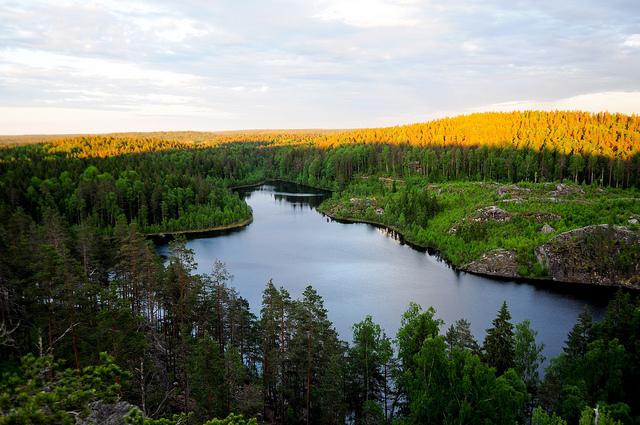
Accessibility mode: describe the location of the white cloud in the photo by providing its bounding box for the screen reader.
[130,17,209,43]
[623,34,640,48]
[313,0,423,28]
[461,40,481,52]
[474,91,640,116]
[0,106,237,135]
[1,0,639,133]
[0,48,199,87]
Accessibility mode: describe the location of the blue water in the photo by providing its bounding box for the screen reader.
[156,182,612,363]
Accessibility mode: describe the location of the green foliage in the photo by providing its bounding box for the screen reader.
[532,406,568,425]
[202,413,258,425]
[578,405,623,425]
[2,130,640,424]
[124,407,191,425]
[514,319,545,392]
[319,178,640,276]
[539,293,640,423]
[348,316,392,421]
[400,317,526,424]
[444,318,480,354]
[483,301,515,375]
[0,352,126,424]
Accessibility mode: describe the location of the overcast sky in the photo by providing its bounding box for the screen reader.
[1,0,639,134]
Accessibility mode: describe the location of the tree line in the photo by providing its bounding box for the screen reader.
[1,130,639,240]
[4,111,638,161]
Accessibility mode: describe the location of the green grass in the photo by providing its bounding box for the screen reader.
[318,177,640,277]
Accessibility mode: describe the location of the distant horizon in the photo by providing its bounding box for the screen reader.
[1,107,639,138]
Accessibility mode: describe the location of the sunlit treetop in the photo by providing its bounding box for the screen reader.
[2,111,638,160]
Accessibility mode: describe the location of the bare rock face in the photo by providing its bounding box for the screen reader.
[540,224,555,234]
[535,225,640,288]
[474,206,512,223]
[463,249,519,278]
[449,206,512,234]
[522,212,562,222]
[496,185,531,197]
[76,401,135,425]
[550,183,584,196]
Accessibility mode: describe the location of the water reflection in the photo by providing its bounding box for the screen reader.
[157,181,614,365]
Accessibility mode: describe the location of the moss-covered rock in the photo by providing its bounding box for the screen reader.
[534,225,640,288]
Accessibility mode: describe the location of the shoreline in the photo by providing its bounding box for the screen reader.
[146,178,327,240]
[230,178,335,193]
[146,180,635,293]
[318,208,636,292]
[145,216,253,238]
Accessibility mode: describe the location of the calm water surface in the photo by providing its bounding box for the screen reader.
[156,182,612,362]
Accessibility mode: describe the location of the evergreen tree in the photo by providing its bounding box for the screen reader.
[514,319,545,392]
[564,306,593,359]
[483,301,515,375]
[445,318,479,354]
[348,316,390,423]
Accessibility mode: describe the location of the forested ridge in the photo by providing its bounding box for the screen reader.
[3,111,639,160]
[1,110,640,423]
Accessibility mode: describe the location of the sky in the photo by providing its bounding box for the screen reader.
[1,0,639,134]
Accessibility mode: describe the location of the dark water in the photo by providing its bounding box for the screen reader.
[156,181,613,363]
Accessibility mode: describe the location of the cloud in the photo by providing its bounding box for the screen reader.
[0,0,639,134]
[474,91,640,116]
[623,34,640,48]
[313,0,423,28]
[0,48,200,87]
[129,17,209,43]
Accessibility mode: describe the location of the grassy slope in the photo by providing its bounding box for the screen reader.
[318,178,640,277]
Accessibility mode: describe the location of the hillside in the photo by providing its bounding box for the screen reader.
[2,111,639,160]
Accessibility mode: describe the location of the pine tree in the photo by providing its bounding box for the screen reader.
[348,316,391,422]
[483,301,515,375]
[564,307,593,359]
[445,318,479,354]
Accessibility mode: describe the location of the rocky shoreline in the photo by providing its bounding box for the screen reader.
[322,206,640,290]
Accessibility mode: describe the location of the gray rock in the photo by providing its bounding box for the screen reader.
[535,224,640,288]
[76,401,135,425]
[496,185,531,197]
[474,206,512,223]
[463,249,519,278]
[550,183,584,196]
[523,212,562,222]
[540,224,555,233]
[629,218,639,225]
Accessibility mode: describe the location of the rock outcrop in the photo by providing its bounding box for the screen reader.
[550,183,584,196]
[474,206,512,223]
[463,249,520,278]
[448,206,512,234]
[496,185,531,197]
[522,212,562,222]
[76,401,135,425]
[535,225,640,288]
[540,224,555,234]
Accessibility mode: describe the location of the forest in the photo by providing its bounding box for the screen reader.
[1,111,640,424]
[1,222,638,424]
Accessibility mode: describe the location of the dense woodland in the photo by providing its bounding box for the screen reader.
[1,111,640,424]
[1,222,638,424]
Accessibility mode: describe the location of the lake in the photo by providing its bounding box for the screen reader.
[156,181,613,362]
